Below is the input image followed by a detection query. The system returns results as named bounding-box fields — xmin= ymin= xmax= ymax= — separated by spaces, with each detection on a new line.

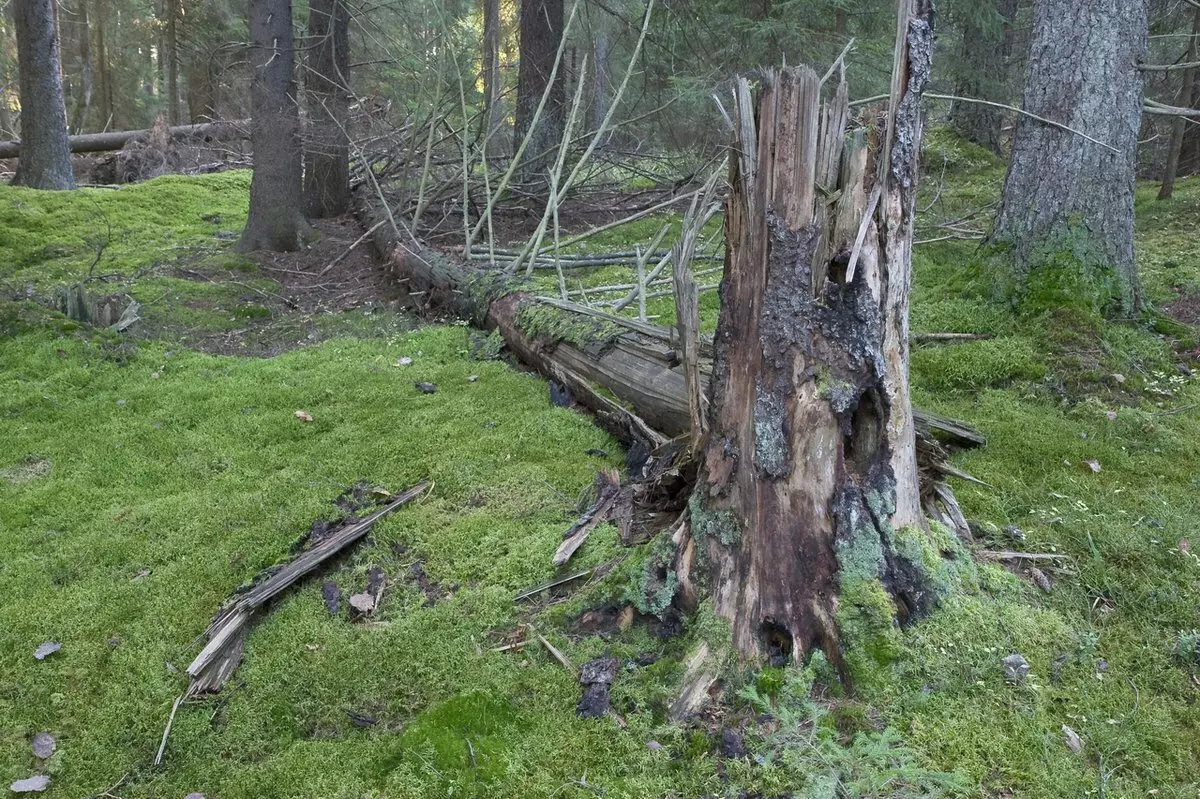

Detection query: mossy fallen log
xmin=349 ymin=186 xmax=984 ymax=529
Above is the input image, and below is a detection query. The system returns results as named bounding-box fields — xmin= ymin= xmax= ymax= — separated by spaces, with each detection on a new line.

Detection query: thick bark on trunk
xmin=302 ymin=0 xmax=351 ymax=218
xmin=0 ymin=119 xmax=248 ymax=159
xmin=481 ymin=0 xmax=504 ymax=138
xmin=947 ymin=0 xmax=1019 ymax=154
xmin=690 ymin=4 xmax=935 ymax=670
xmin=11 ymin=0 xmax=75 ymax=189
xmin=237 ymin=0 xmax=310 ymax=252
xmin=514 ymin=0 xmax=564 ymax=183
xmin=990 ymin=0 xmax=1146 ymax=314
xmin=1158 ymin=8 xmax=1200 ymax=201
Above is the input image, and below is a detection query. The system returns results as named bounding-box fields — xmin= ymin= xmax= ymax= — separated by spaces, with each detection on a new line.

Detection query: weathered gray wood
xmin=186 ymin=482 xmax=428 ymax=691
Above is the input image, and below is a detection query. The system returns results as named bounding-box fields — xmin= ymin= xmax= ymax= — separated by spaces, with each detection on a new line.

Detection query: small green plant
xmin=1174 ymin=630 xmax=1200 ymax=666
xmin=739 ymin=664 xmax=970 ymax=798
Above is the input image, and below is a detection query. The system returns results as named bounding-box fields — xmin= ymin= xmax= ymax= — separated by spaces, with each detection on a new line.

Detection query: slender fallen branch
xmin=514 ymin=569 xmax=594 ymax=601
xmin=534 ymin=629 xmax=576 ymax=674
xmin=977 ymin=551 xmax=1072 ymax=562
xmin=318 ymin=219 xmax=386 ymax=277
xmin=153 ymin=694 xmax=185 ymax=766
xmin=850 ymin=92 xmax=1119 ymax=153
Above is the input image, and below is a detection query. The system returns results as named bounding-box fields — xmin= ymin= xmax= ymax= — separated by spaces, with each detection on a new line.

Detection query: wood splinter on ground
xmin=154 ymin=481 xmax=429 ymax=765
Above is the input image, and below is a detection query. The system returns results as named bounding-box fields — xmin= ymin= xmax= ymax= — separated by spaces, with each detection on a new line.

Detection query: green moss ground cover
xmin=2 ymin=150 xmax=1200 ymax=797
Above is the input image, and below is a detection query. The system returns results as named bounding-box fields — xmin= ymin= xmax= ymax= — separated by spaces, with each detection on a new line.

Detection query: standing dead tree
xmin=354 ymin=1 xmax=972 ymax=688
xmin=683 ymin=0 xmax=937 ymax=671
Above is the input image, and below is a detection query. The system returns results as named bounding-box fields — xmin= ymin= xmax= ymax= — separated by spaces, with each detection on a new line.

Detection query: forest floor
xmin=2 ymin=135 xmax=1199 ymax=799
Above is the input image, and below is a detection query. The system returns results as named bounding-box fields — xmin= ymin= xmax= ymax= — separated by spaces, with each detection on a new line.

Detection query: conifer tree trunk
xmin=94 ymin=0 xmax=113 ymax=128
xmin=71 ymin=0 xmax=93 ymax=133
xmin=1159 ymin=7 xmax=1200 ymax=201
xmin=165 ymin=0 xmax=182 ymax=125
xmin=237 ymin=0 xmax=310 ymax=251
xmin=303 ymin=0 xmax=351 ymax=218
xmin=947 ymin=0 xmax=1019 ymax=154
xmin=514 ymin=0 xmax=564 ymax=183
xmin=11 ymin=0 xmax=75 ymax=189
xmin=592 ymin=30 xmax=609 ymax=135
xmin=990 ymin=0 xmax=1146 ymax=313
xmin=481 ymin=0 xmax=504 ymax=137
xmin=689 ymin=2 xmax=936 ymax=671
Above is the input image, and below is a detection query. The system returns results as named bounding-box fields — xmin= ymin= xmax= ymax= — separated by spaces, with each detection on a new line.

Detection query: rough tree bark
xmin=514 ymin=0 xmax=564 ymax=182
xmin=1158 ymin=6 xmax=1200 ymax=201
xmin=237 ymin=0 xmax=310 ymax=252
xmin=989 ymin=0 xmax=1146 ymax=314
xmin=11 ymin=0 xmax=76 ymax=190
xmin=303 ymin=0 xmax=351 ymax=218
xmin=947 ymin=0 xmax=1019 ymax=154
xmin=688 ymin=2 xmax=937 ymax=670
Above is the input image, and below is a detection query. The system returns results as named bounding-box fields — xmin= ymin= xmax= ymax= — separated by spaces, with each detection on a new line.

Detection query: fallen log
xmin=353 ymin=188 xmax=984 ymax=454
xmin=0 ymin=119 xmax=249 ymax=159
xmin=350 ymin=190 xmax=984 ymax=542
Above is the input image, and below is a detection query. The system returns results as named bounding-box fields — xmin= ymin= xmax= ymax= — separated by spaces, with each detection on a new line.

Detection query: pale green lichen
xmin=688 ymin=490 xmax=742 ymax=548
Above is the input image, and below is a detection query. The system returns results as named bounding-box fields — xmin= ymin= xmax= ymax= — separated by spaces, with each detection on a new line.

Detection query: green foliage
xmin=738 ymin=667 xmax=971 ymax=798
xmin=1175 ymin=630 xmax=1200 ymax=666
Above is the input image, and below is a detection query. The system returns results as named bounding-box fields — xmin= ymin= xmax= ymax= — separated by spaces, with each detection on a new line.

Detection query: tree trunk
xmin=688 ymin=3 xmax=936 ymax=672
xmin=302 ymin=0 xmax=351 ymax=218
xmin=70 ymin=0 xmax=93 ymax=133
xmin=350 ymin=186 xmax=985 ymax=491
xmin=947 ymin=0 xmax=1019 ymax=154
xmin=11 ymin=0 xmax=75 ymax=189
xmin=514 ymin=0 xmax=564 ymax=183
xmin=1158 ymin=7 xmax=1200 ymax=201
xmin=94 ymin=0 xmax=113 ymax=128
xmin=481 ymin=0 xmax=504 ymax=138
xmin=990 ymin=0 xmax=1146 ymax=314
xmin=237 ymin=0 xmax=310 ymax=252
xmin=592 ymin=31 xmax=609 ymax=136
xmin=165 ymin=0 xmax=182 ymax=125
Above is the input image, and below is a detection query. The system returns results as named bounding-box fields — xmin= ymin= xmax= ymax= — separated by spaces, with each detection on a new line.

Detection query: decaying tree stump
xmin=687 ymin=3 xmax=936 ymax=671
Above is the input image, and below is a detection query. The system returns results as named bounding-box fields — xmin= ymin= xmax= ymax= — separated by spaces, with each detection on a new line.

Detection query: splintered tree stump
xmin=691 ymin=4 xmax=936 ymax=671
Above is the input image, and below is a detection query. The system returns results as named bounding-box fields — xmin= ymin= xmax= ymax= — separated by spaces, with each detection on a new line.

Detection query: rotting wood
xmin=554 ymin=469 xmax=622 ymax=567
xmin=0 ymin=119 xmax=249 ymax=159
xmin=350 ymin=185 xmax=985 ymax=509
xmin=689 ymin=0 xmax=941 ymax=671
xmin=185 ymin=481 xmax=429 ymax=692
